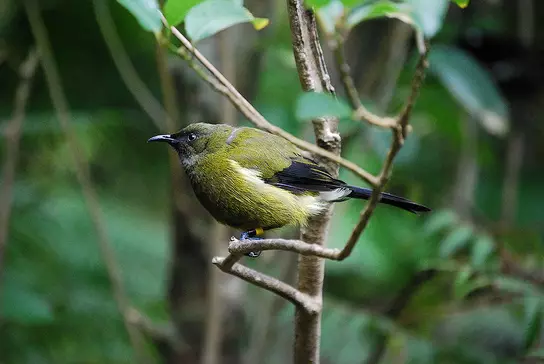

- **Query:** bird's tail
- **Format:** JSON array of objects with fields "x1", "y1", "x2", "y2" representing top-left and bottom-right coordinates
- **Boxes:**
[{"x1": 346, "y1": 186, "x2": 431, "y2": 214}]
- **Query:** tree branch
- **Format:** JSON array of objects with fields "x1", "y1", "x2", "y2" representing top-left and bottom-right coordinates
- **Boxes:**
[
  {"x1": 160, "y1": 16, "x2": 378, "y2": 187},
  {"x1": 212, "y1": 255, "x2": 320, "y2": 314},
  {"x1": 126, "y1": 307, "x2": 186, "y2": 351},
  {"x1": 337, "y1": 44, "x2": 430, "y2": 261},
  {"x1": 329, "y1": 36, "x2": 396, "y2": 128},
  {"x1": 228, "y1": 237, "x2": 341, "y2": 259},
  {"x1": 286, "y1": 2, "x2": 342, "y2": 363},
  {"x1": 0, "y1": 48, "x2": 39, "y2": 294},
  {"x1": 23, "y1": 1, "x2": 149, "y2": 361}
]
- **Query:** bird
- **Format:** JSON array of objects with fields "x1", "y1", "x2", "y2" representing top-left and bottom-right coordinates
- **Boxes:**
[{"x1": 148, "y1": 122, "x2": 431, "y2": 257}]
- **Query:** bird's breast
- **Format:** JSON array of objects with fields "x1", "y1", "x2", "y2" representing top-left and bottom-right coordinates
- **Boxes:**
[{"x1": 185, "y1": 155, "x2": 326, "y2": 230}]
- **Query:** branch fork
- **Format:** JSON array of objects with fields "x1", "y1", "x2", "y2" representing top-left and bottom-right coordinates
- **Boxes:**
[{"x1": 212, "y1": 254, "x2": 321, "y2": 315}]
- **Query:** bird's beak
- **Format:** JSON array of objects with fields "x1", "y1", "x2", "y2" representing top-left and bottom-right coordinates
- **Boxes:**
[{"x1": 147, "y1": 134, "x2": 176, "y2": 144}]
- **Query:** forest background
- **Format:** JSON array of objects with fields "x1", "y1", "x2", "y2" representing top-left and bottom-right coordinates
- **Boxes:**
[{"x1": 0, "y1": 0, "x2": 543, "y2": 363}]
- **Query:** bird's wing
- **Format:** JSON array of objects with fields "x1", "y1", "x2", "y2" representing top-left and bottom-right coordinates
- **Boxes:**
[
  {"x1": 227, "y1": 127, "x2": 351, "y2": 200},
  {"x1": 265, "y1": 157, "x2": 345, "y2": 191}
]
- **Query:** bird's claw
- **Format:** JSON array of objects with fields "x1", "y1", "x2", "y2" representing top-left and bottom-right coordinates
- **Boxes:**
[{"x1": 240, "y1": 231, "x2": 262, "y2": 258}]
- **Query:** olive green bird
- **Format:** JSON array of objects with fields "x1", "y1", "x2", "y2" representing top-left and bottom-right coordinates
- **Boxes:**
[{"x1": 148, "y1": 123, "x2": 430, "y2": 257}]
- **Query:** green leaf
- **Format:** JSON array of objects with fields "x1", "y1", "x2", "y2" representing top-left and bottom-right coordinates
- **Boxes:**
[
  {"x1": 1, "y1": 283, "x2": 54, "y2": 324},
  {"x1": 439, "y1": 225, "x2": 473, "y2": 258},
  {"x1": 494, "y1": 276, "x2": 543, "y2": 298},
  {"x1": 185, "y1": 0, "x2": 269, "y2": 42},
  {"x1": 305, "y1": 0, "x2": 331, "y2": 9},
  {"x1": 424, "y1": 210, "x2": 458, "y2": 236},
  {"x1": 429, "y1": 45, "x2": 510, "y2": 136},
  {"x1": 347, "y1": 1, "x2": 408, "y2": 28},
  {"x1": 295, "y1": 92, "x2": 352, "y2": 121},
  {"x1": 453, "y1": 267, "x2": 489, "y2": 300},
  {"x1": 451, "y1": 0, "x2": 469, "y2": 8},
  {"x1": 117, "y1": 0, "x2": 162, "y2": 33},
  {"x1": 471, "y1": 234, "x2": 495, "y2": 269},
  {"x1": 341, "y1": 0, "x2": 372, "y2": 7},
  {"x1": 163, "y1": 0, "x2": 202, "y2": 26},
  {"x1": 346, "y1": 1, "x2": 427, "y2": 52},
  {"x1": 406, "y1": 0, "x2": 449, "y2": 37},
  {"x1": 316, "y1": 1, "x2": 345, "y2": 35},
  {"x1": 523, "y1": 297, "x2": 542, "y2": 351},
  {"x1": 453, "y1": 265, "x2": 472, "y2": 299}
]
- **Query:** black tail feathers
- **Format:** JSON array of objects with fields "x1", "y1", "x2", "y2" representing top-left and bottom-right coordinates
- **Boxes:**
[{"x1": 347, "y1": 186, "x2": 431, "y2": 214}]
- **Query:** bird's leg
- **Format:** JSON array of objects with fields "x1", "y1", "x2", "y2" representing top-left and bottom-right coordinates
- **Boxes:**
[{"x1": 240, "y1": 227, "x2": 264, "y2": 258}]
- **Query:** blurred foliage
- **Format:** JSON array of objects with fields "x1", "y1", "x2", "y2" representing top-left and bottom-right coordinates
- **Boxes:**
[{"x1": 1, "y1": 0, "x2": 543, "y2": 363}]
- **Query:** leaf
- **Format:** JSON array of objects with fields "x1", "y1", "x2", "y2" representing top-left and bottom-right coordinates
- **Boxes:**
[
  {"x1": 316, "y1": 1, "x2": 346, "y2": 35},
  {"x1": 439, "y1": 225, "x2": 473, "y2": 258},
  {"x1": 494, "y1": 276, "x2": 543, "y2": 298},
  {"x1": 453, "y1": 265, "x2": 472, "y2": 299},
  {"x1": 305, "y1": 0, "x2": 332, "y2": 9},
  {"x1": 428, "y1": 45, "x2": 510, "y2": 136},
  {"x1": 424, "y1": 209, "x2": 458, "y2": 236},
  {"x1": 406, "y1": 0, "x2": 449, "y2": 37},
  {"x1": 347, "y1": 1, "x2": 409, "y2": 28},
  {"x1": 346, "y1": 1, "x2": 427, "y2": 52},
  {"x1": 163, "y1": 0, "x2": 202, "y2": 26},
  {"x1": 185, "y1": 0, "x2": 269, "y2": 42},
  {"x1": 252, "y1": 17, "x2": 270, "y2": 30},
  {"x1": 453, "y1": 267, "x2": 489, "y2": 300},
  {"x1": 1, "y1": 283, "x2": 54, "y2": 324},
  {"x1": 117, "y1": 0, "x2": 162, "y2": 33},
  {"x1": 523, "y1": 297, "x2": 542, "y2": 351},
  {"x1": 295, "y1": 92, "x2": 352, "y2": 121},
  {"x1": 451, "y1": 0, "x2": 469, "y2": 8},
  {"x1": 470, "y1": 234, "x2": 495, "y2": 269},
  {"x1": 341, "y1": 0, "x2": 372, "y2": 7}
]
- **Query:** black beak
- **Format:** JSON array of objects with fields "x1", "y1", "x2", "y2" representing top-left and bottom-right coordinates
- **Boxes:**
[{"x1": 147, "y1": 134, "x2": 177, "y2": 144}]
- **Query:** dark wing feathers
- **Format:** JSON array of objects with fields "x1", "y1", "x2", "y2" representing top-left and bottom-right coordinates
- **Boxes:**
[
  {"x1": 265, "y1": 157, "x2": 347, "y2": 194},
  {"x1": 264, "y1": 156, "x2": 432, "y2": 213}
]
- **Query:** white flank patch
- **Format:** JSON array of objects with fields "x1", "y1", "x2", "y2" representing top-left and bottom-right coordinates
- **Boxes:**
[
  {"x1": 229, "y1": 160, "x2": 326, "y2": 217},
  {"x1": 232, "y1": 161, "x2": 264, "y2": 185},
  {"x1": 299, "y1": 195, "x2": 327, "y2": 216},
  {"x1": 319, "y1": 187, "x2": 351, "y2": 202}
]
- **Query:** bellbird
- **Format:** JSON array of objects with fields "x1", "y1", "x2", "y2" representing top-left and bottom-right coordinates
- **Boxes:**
[{"x1": 148, "y1": 123, "x2": 430, "y2": 256}]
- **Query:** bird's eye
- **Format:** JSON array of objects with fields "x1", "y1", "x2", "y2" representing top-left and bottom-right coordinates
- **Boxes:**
[{"x1": 187, "y1": 133, "x2": 197, "y2": 142}]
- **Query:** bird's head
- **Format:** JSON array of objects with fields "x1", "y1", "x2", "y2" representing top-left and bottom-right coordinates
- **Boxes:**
[{"x1": 148, "y1": 122, "x2": 231, "y2": 168}]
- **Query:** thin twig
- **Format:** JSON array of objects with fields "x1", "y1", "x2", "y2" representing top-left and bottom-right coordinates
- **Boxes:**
[
  {"x1": 330, "y1": 37, "x2": 396, "y2": 128},
  {"x1": 337, "y1": 44, "x2": 430, "y2": 261},
  {"x1": 0, "y1": 48, "x2": 39, "y2": 293},
  {"x1": 228, "y1": 237, "x2": 341, "y2": 259},
  {"x1": 93, "y1": 0, "x2": 168, "y2": 130},
  {"x1": 23, "y1": 1, "x2": 148, "y2": 361},
  {"x1": 126, "y1": 307, "x2": 186, "y2": 350},
  {"x1": 212, "y1": 255, "x2": 320, "y2": 314},
  {"x1": 161, "y1": 17, "x2": 378, "y2": 187}
]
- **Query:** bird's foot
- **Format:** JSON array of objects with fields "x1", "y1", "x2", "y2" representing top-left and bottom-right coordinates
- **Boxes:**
[{"x1": 240, "y1": 229, "x2": 264, "y2": 258}]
